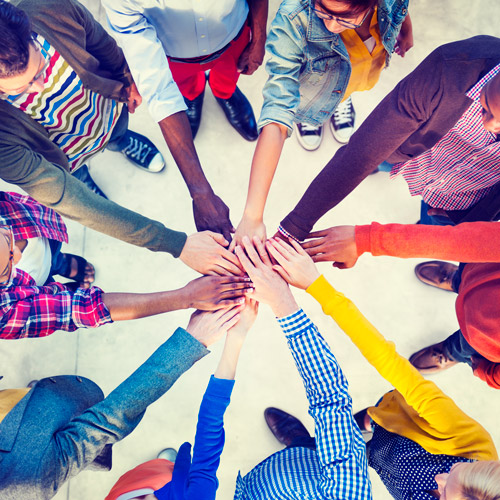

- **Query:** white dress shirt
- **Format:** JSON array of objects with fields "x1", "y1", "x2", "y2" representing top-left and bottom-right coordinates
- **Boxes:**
[{"x1": 103, "y1": 0, "x2": 249, "y2": 122}]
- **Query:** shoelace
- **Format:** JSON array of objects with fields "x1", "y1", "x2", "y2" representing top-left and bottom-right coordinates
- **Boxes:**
[
  {"x1": 122, "y1": 136, "x2": 152, "y2": 165},
  {"x1": 298, "y1": 123, "x2": 322, "y2": 135},
  {"x1": 333, "y1": 97, "x2": 354, "y2": 126}
]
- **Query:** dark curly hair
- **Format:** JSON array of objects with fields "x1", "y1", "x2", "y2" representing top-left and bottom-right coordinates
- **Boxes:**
[{"x1": 0, "y1": 0, "x2": 33, "y2": 77}]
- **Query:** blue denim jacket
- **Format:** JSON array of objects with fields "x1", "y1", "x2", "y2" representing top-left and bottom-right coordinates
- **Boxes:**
[{"x1": 258, "y1": 0, "x2": 409, "y2": 133}]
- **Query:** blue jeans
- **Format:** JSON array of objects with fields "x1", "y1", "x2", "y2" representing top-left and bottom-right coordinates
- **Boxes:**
[
  {"x1": 442, "y1": 265, "x2": 483, "y2": 367},
  {"x1": 105, "y1": 105, "x2": 129, "y2": 152}
]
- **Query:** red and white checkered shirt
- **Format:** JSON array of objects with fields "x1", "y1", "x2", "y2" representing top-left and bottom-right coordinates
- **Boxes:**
[{"x1": 391, "y1": 64, "x2": 500, "y2": 211}]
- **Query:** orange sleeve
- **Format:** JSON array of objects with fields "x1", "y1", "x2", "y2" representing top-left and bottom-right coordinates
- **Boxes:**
[
  {"x1": 355, "y1": 222, "x2": 500, "y2": 262},
  {"x1": 474, "y1": 359, "x2": 500, "y2": 389}
]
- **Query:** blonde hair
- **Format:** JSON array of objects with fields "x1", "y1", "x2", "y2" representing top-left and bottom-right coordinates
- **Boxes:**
[{"x1": 458, "y1": 461, "x2": 500, "y2": 500}]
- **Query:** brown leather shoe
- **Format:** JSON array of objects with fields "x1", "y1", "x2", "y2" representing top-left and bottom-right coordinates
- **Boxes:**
[
  {"x1": 414, "y1": 261, "x2": 458, "y2": 291},
  {"x1": 264, "y1": 407, "x2": 310, "y2": 447},
  {"x1": 409, "y1": 341, "x2": 459, "y2": 374}
]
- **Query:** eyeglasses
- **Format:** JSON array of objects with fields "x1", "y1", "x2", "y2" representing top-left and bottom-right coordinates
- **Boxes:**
[
  {"x1": 0, "y1": 40, "x2": 49, "y2": 100},
  {"x1": 313, "y1": 3, "x2": 372, "y2": 29},
  {"x1": 0, "y1": 226, "x2": 14, "y2": 288}
]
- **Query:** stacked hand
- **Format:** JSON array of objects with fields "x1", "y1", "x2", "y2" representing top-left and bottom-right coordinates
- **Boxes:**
[{"x1": 301, "y1": 226, "x2": 358, "y2": 268}]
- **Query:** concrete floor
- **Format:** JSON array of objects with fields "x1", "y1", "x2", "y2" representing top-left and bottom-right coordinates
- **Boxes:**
[{"x1": 0, "y1": 1, "x2": 499, "y2": 498}]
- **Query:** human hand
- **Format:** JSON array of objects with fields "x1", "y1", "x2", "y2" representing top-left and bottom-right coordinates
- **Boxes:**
[
  {"x1": 394, "y1": 13, "x2": 413, "y2": 57},
  {"x1": 227, "y1": 296, "x2": 259, "y2": 339},
  {"x1": 301, "y1": 226, "x2": 358, "y2": 269},
  {"x1": 180, "y1": 231, "x2": 243, "y2": 276},
  {"x1": 192, "y1": 192, "x2": 234, "y2": 243},
  {"x1": 234, "y1": 236, "x2": 298, "y2": 317},
  {"x1": 126, "y1": 81, "x2": 142, "y2": 113},
  {"x1": 229, "y1": 215, "x2": 267, "y2": 251},
  {"x1": 265, "y1": 237, "x2": 320, "y2": 290},
  {"x1": 182, "y1": 276, "x2": 254, "y2": 310},
  {"x1": 186, "y1": 305, "x2": 244, "y2": 347},
  {"x1": 237, "y1": 40, "x2": 265, "y2": 75}
]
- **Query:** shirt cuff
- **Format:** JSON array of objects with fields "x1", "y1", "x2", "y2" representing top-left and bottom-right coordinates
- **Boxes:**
[
  {"x1": 354, "y1": 225, "x2": 371, "y2": 256},
  {"x1": 208, "y1": 375, "x2": 235, "y2": 398},
  {"x1": 258, "y1": 108, "x2": 294, "y2": 137},
  {"x1": 72, "y1": 286, "x2": 113, "y2": 328},
  {"x1": 277, "y1": 308, "x2": 313, "y2": 337},
  {"x1": 306, "y1": 275, "x2": 337, "y2": 305},
  {"x1": 277, "y1": 224, "x2": 300, "y2": 242}
]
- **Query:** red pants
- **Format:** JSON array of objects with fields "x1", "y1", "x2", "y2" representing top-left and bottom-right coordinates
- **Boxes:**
[{"x1": 167, "y1": 25, "x2": 251, "y2": 100}]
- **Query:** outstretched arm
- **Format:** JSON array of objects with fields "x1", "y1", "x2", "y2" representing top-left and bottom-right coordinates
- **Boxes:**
[
  {"x1": 267, "y1": 238, "x2": 497, "y2": 459},
  {"x1": 102, "y1": 0, "x2": 233, "y2": 240},
  {"x1": 232, "y1": 123, "x2": 288, "y2": 247},
  {"x1": 182, "y1": 299, "x2": 259, "y2": 500},
  {"x1": 302, "y1": 221, "x2": 500, "y2": 268},
  {"x1": 234, "y1": 237, "x2": 371, "y2": 499}
]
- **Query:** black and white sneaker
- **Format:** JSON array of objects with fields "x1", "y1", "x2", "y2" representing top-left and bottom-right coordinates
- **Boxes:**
[
  {"x1": 294, "y1": 122, "x2": 323, "y2": 151},
  {"x1": 119, "y1": 130, "x2": 165, "y2": 173},
  {"x1": 330, "y1": 96, "x2": 355, "y2": 144}
]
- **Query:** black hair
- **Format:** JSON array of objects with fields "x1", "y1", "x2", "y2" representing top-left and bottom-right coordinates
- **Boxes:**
[
  {"x1": 313, "y1": 0, "x2": 379, "y2": 18},
  {"x1": 0, "y1": 0, "x2": 33, "y2": 77}
]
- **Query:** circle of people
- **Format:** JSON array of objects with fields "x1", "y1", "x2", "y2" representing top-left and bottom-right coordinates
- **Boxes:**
[{"x1": 0, "y1": 0, "x2": 499, "y2": 499}]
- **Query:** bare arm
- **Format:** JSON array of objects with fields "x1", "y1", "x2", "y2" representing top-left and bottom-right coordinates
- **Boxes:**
[
  {"x1": 237, "y1": 0, "x2": 269, "y2": 75},
  {"x1": 232, "y1": 122, "x2": 288, "y2": 247},
  {"x1": 159, "y1": 113, "x2": 234, "y2": 241},
  {"x1": 102, "y1": 276, "x2": 253, "y2": 321}
]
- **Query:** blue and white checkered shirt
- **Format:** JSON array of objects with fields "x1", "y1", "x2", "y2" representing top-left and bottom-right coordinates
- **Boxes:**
[{"x1": 234, "y1": 309, "x2": 372, "y2": 499}]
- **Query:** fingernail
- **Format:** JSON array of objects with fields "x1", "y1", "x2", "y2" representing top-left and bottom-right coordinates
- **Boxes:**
[
  {"x1": 237, "y1": 298, "x2": 245, "y2": 303},
  {"x1": 246, "y1": 288, "x2": 254, "y2": 293},
  {"x1": 244, "y1": 277, "x2": 252, "y2": 281}
]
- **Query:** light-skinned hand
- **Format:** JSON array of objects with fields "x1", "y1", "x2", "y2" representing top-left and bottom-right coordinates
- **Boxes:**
[
  {"x1": 266, "y1": 237, "x2": 320, "y2": 290},
  {"x1": 234, "y1": 236, "x2": 297, "y2": 317},
  {"x1": 180, "y1": 231, "x2": 243, "y2": 276},
  {"x1": 230, "y1": 215, "x2": 267, "y2": 252},
  {"x1": 301, "y1": 226, "x2": 358, "y2": 269},
  {"x1": 186, "y1": 305, "x2": 244, "y2": 347},
  {"x1": 227, "y1": 296, "x2": 259, "y2": 340},
  {"x1": 182, "y1": 276, "x2": 254, "y2": 310}
]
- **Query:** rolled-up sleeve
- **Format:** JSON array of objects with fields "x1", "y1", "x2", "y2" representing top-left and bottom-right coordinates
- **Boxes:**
[
  {"x1": 0, "y1": 283, "x2": 112, "y2": 339},
  {"x1": 102, "y1": 0, "x2": 187, "y2": 123},
  {"x1": 258, "y1": 10, "x2": 305, "y2": 135}
]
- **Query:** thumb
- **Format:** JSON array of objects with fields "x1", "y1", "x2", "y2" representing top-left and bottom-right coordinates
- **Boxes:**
[{"x1": 209, "y1": 231, "x2": 229, "y2": 247}]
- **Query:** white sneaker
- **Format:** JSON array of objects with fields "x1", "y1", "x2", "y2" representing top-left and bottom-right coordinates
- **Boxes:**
[
  {"x1": 330, "y1": 97, "x2": 355, "y2": 144},
  {"x1": 157, "y1": 448, "x2": 178, "y2": 462},
  {"x1": 294, "y1": 122, "x2": 323, "y2": 151}
]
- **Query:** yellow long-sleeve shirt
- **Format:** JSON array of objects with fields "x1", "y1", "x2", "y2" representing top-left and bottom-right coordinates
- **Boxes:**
[{"x1": 306, "y1": 275, "x2": 497, "y2": 461}]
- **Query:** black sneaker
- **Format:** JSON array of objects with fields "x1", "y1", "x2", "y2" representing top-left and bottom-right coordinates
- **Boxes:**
[
  {"x1": 330, "y1": 96, "x2": 355, "y2": 144},
  {"x1": 294, "y1": 122, "x2": 323, "y2": 151},
  {"x1": 119, "y1": 130, "x2": 165, "y2": 173},
  {"x1": 72, "y1": 164, "x2": 108, "y2": 199}
]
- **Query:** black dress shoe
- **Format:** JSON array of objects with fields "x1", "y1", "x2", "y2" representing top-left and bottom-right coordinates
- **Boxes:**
[
  {"x1": 72, "y1": 165, "x2": 108, "y2": 199},
  {"x1": 264, "y1": 407, "x2": 311, "y2": 447},
  {"x1": 215, "y1": 86, "x2": 258, "y2": 141},
  {"x1": 184, "y1": 89, "x2": 205, "y2": 139}
]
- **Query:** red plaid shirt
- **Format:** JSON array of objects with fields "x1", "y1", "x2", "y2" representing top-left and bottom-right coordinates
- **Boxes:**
[
  {"x1": 0, "y1": 192, "x2": 112, "y2": 339},
  {"x1": 391, "y1": 64, "x2": 500, "y2": 210}
]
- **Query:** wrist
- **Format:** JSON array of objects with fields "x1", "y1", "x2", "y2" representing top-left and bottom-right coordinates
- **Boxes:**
[
  {"x1": 242, "y1": 208, "x2": 263, "y2": 223},
  {"x1": 191, "y1": 186, "x2": 214, "y2": 200},
  {"x1": 271, "y1": 294, "x2": 299, "y2": 318}
]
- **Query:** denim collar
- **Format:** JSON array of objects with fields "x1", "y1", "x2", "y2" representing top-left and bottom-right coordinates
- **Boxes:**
[{"x1": 305, "y1": 1, "x2": 339, "y2": 42}]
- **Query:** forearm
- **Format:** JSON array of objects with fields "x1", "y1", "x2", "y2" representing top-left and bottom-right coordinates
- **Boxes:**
[
  {"x1": 185, "y1": 376, "x2": 235, "y2": 499},
  {"x1": 214, "y1": 333, "x2": 245, "y2": 380},
  {"x1": 278, "y1": 310, "x2": 359, "y2": 465},
  {"x1": 243, "y1": 123, "x2": 287, "y2": 221},
  {"x1": 306, "y1": 276, "x2": 467, "y2": 426},
  {"x1": 355, "y1": 221, "x2": 500, "y2": 262},
  {"x1": 159, "y1": 113, "x2": 214, "y2": 198},
  {"x1": 247, "y1": 0, "x2": 268, "y2": 43},
  {"x1": 10, "y1": 156, "x2": 187, "y2": 255},
  {"x1": 102, "y1": 288, "x2": 192, "y2": 321}
]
